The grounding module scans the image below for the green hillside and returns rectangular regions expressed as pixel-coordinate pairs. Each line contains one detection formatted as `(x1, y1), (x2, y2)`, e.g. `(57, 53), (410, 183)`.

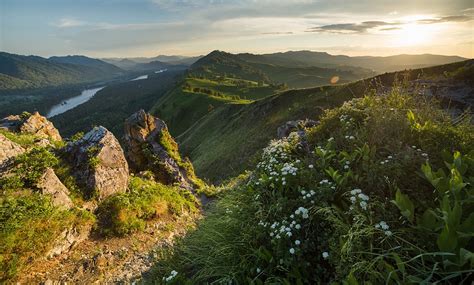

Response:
(0, 52), (124, 92)
(175, 59), (473, 182)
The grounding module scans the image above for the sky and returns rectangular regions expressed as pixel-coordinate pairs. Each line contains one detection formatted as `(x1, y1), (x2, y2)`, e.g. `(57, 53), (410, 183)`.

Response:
(0, 0), (473, 58)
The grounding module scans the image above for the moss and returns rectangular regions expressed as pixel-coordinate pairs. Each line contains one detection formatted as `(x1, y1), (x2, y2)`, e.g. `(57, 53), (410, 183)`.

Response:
(0, 129), (37, 147)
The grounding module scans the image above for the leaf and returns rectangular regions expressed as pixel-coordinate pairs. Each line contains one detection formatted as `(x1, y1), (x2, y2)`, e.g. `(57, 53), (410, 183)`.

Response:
(437, 225), (458, 252)
(345, 272), (359, 285)
(418, 209), (439, 230)
(459, 248), (474, 267)
(392, 189), (415, 223)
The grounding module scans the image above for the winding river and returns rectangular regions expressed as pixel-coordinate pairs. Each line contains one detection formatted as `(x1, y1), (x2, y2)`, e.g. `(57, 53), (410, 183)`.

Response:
(46, 86), (105, 118)
(46, 70), (167, 118)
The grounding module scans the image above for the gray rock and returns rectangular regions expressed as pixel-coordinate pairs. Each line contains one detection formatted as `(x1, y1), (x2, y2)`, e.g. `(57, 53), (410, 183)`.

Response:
(47, 225), (91, 258)
(37, 168), (74, 209)
(0, 112), (62, 141)
(66, 126), (129, 200)
(277, 119), (318, 138)
(0, 134), (25, 167)
(124, 110), (200, 191)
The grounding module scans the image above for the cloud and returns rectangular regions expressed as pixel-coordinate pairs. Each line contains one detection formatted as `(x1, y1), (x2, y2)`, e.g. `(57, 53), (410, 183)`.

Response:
(55, 18), (85, 28)
(307, 21), (397, 33)
(261, 32), (294, 35)
(417, 15), (473, 24)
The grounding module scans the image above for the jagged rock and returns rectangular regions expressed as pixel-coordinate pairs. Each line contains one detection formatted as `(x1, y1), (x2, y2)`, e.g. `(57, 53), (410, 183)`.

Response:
(0, 112), (62, 141)
(0, 134), (25, 167)
(47, 225), (91, 258)
(277, 119), (318, 138)
(124, 110), (200, 191)
(37, 168), (73, 209)
(65, 126), (129, 200)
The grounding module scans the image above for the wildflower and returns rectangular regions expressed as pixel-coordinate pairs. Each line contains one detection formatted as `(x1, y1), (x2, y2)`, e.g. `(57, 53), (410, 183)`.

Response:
(349, 136), (355, 140)
(309, 164), (314, 169)
(295, 240), (301, 245)
(422, 153), (428, 157)
(295, 224), (301, 230)
(256, 268), (261, 273)
(328, 137), (334, 142)
(387, 155), (393, 159)
(344, 165), (350, 170)
(289, 248), (295, 254)
(286, 232), (293, 237)
(351, 188), (362, 195)
(322, 252), (329, 259)
(360, 201), (368, 210)
(385, 230), (393, 236)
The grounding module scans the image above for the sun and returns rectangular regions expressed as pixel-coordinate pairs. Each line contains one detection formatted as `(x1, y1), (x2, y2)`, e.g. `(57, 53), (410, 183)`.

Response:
(389, 23), (437, 47)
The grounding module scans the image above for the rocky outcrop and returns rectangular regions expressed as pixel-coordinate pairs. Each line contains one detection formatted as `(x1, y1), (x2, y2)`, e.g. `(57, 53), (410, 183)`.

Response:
(124, 110), (201, 191)
(0, 134), (25, 167)
(37, 168), (73, 209)
(66, 126), (129, 200)
(47, 225), (91, 258)
(277, 119), (318, 138)
(0, 112), (62, 141)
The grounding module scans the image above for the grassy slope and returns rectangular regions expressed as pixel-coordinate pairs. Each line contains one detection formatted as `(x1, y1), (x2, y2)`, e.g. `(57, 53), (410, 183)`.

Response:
(176, 59), (473, 183)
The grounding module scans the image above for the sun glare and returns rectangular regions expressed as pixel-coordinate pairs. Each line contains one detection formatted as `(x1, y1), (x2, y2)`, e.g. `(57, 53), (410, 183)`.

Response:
(390, 23), (436, 47)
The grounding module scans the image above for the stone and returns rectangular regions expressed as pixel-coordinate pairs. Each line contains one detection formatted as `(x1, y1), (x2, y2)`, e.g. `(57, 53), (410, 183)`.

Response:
(65, 126), (129, 200)
(0, 134), (25, 167)
(0, 112), (62, 141)
(37, 168), (74, 209)
(123, 110), (201, 191)
(277, 119), (318, 138)
(47, 225), (91, 258)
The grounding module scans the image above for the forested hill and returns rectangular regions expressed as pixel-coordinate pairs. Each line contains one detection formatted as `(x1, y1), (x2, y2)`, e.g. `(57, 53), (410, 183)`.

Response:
(0, 52), (125, 92)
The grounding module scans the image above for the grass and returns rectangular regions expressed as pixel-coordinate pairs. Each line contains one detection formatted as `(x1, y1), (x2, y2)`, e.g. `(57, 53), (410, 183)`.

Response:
(145, 86), (474, 284)
(0, 192), (94, 282)
(96, 176), (199, 237)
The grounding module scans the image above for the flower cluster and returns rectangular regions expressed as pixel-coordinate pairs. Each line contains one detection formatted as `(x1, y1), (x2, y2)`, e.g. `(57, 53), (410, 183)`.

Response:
(300, 189), (316, 204)
(375, 221), (392, 236)
(411, 145), (428, 158)
(380, 155), (394, 165)
(339, 114), (354, 125)
(349, 188), (369, 210)
(319, 179), (336, 190)
(163, 270), (178, 282)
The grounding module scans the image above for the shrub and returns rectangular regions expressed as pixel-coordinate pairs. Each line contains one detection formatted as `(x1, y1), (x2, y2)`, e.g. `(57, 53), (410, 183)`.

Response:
(146, 89), (473, 283)
(0, 192), (94, 282)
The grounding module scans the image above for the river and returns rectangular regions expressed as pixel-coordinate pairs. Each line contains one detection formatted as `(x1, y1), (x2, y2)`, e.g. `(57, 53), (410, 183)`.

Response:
(46, 71), (166, 118)
(46, 86), (105, 118)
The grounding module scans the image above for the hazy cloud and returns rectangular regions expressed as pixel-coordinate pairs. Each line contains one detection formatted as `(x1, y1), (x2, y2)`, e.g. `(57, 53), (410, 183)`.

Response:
(307, 21), (397, 33)
(417, 15), (473, 24)
(55, 18), (86, 28)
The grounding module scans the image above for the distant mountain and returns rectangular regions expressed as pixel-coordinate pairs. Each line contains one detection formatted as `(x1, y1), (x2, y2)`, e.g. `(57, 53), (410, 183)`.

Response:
(0, 52), (125, 92)
(190, 50), (375, 88)
(103, 55), (202, 70)
(244, 51), (467, 73)
(49, 55), (123, 74)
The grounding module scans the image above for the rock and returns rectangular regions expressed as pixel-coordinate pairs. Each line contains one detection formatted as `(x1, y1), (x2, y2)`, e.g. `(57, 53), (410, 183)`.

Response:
(37, 168), (73, 209)
(0, 112), (62, 141)
(277, 119), (318, 138)
(47, 225), (91, 258)
(0, 134), (25, 167)
(65, 126), (129, 200)
(123, 110), (201, 191)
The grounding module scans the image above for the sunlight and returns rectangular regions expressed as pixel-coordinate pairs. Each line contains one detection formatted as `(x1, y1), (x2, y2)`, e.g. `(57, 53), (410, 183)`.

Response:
(390, 23), (437, 47)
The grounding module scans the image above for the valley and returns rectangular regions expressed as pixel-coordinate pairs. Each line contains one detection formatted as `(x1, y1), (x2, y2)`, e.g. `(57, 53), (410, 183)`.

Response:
(0, 49), (472, 284)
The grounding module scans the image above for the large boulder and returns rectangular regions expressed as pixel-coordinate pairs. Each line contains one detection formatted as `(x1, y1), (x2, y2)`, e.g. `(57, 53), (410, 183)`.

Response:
(37, 168), (74, 209)
(277, 119), (318, 139)
(0, 134), (25, 167)
(0, 112), (62, 141)
(124, 110), (201, 191)
(65, 126), (129, 200)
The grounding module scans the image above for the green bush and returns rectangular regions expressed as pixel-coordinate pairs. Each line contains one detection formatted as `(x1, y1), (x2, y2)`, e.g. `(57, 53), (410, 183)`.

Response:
(0, 192), (94, 282)
(96, 176), (198, 237)
(147, 89), (473, 283)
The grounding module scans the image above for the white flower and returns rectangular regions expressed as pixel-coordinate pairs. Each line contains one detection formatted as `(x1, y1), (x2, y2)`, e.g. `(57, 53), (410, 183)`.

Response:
(360, 201), (368, 210)
(256, 268), (261, 273)
(290, 214), (294, 219)
(286, 232), (293, 237)
(295, 224), (301, 230)
(309, 164), (314, 169)
(350, 196), (356, 203)
(385, 230), (392, 236)
(295, 240), (301, 245)
(289, 248), (295, 254)
(328, 137), (334, 142)
(322, 252), (329, 259)
(282, 181), (287, 185)
(344, 165), (350, 169)
(387, 155), (393, 159)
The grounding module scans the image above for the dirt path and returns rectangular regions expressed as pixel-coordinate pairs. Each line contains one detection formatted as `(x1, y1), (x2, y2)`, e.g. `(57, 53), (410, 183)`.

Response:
(16, 214), (199, 284)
